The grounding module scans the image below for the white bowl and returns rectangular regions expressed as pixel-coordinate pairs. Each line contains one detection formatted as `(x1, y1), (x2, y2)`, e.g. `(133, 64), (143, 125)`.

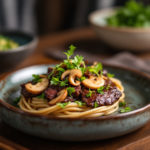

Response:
(89, 8), (150, 52)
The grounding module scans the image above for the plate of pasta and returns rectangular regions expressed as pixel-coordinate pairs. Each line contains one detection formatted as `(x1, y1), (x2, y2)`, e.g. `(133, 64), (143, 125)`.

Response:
(0, 45), (150, 141)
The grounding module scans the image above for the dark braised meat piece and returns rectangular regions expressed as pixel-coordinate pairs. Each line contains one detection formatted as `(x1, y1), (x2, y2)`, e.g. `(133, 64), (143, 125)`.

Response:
(48, 67), (53, 74)
(45, 88), (57, 100)
(63, 97), (74, 102)
(81, 87), (122, 107)
(81, 89), (96, 107)
(73, 85), (81, 97)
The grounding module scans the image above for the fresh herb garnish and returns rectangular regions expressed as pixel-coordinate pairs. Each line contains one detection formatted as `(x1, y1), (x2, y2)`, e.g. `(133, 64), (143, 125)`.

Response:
(119, 101), (126, 107)
(50, 77), (60, 85)
(75, 101), (86, 107)
(107, 73), (115, 78)
(64, 45), (76, 60)
(13, 96), (21, 105)
(120, 107), (132, 113)
(88, 63), (103, 76)
(94, 101), (99, 108)
(60, 79), (68, 87)
(37, 93), (45, 99)
(67, 87), (75, 96)
(86, 89), (93, 98)
(97, 86), (105, 94)
(57, 102), (71, 108)
(106, 84), (111, 90)
(80, 76), (86, 81)
(32, 74), (42, 83)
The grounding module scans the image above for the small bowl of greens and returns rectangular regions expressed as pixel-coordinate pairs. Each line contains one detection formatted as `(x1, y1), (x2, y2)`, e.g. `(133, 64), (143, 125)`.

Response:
(0, 31), (38, 73)
(89, 0), (150, 51)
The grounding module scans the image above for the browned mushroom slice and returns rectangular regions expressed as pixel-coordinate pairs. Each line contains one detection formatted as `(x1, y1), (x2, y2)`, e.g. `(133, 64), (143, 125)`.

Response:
(82, 76), (105, 89)
(61, 69), (82, 86)
(49, 89), (68, 105)
(25, 78), (49, 94)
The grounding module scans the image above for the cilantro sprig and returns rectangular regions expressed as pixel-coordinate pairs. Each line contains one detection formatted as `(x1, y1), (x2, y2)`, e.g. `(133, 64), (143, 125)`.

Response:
(86, 89), (93, 98)
(120, 107), (132, 113)
(88, 63), (103, 76)
(37, 93), (45, 99)
(32, 74), (42, 83)
(75, 101), (86, 107)
(57, 101), (71, 108)
(97, 86), (104, 94)
(13, 96), (21, 106)
(64, 45), (76, 60)
(67, 87), (75, 96)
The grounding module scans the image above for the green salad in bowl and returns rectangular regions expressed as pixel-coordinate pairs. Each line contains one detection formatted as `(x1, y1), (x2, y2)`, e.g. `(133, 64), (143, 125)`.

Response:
(106, 0), (150, 28)
(0, 35), (19, 51)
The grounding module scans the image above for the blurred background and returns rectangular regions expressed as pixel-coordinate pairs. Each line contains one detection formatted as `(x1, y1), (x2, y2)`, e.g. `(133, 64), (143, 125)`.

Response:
(0, 0), (148, 35)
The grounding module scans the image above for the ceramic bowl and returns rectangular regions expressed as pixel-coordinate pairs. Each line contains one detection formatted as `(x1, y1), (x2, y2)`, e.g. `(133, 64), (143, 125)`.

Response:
(0, 64), (150, 141)
(89, 8), (150, 51)
(0, 31), (38, 73)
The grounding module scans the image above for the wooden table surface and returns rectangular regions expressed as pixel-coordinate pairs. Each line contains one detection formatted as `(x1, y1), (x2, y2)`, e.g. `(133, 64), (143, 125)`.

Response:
(1, 27), (150, 150)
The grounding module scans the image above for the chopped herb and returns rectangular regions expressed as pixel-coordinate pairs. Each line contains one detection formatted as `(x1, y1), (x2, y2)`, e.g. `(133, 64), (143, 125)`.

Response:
(56, 67), (65, 74)
(88, 63), (103, 76)
(64, 45), (76, 60)
(50, 77), (60, 85)
(72, 55), (84, 68)
(67, 87), (75, 96)
(60, 79), (68, 87)
(57, 102), (71, 108)
(119, 101), (126, 107)
(97, 86), (105, 94)
(120, 107), (132, 113)
(37, 93), (45, 99)
(13, 96), (21, 105)
(32, 74), (42, 83)
(86, 89), (93, 98)
(107, 73), (115, 78)
(94, 101), (99, 108)
(80, 76), (86, 81)
(75, 101), (86, 107)
(106, 84), (111, 90)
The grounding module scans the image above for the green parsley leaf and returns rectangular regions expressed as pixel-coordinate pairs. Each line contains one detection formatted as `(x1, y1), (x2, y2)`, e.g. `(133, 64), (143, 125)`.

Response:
(97, 86), (105, 94)
(50, 77), (60, 85)
(60, 79), (68, 87)
(64, 45), (76, 60)
(119, 101), (126, 107)
(13, 96), (21, 105)
(86, 89), (93, 98)
(67, 87), (75, 96)
(80, 76), (86, 81)
(94, 101), (99, 108)
(57, 102), (71, 108)
(75, 101), (86, 107)
(88, 63), (103, 76)
(106, 84), (111, 90)
(72, 55), (84, 68)
(57, 67), (65, 72)
(107, 73), (115, 78)
(37, 93), (45, 99)
(120, 107), (132, 113)
(32, 74), (42, 83)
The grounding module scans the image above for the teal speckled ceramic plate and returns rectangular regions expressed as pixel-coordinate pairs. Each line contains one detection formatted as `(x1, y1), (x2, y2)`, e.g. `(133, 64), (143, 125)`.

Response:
(0, 64), (150, 141)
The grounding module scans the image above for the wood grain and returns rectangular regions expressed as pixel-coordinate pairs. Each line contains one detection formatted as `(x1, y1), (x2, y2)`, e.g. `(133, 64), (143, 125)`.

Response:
(0, 27), (150, 150)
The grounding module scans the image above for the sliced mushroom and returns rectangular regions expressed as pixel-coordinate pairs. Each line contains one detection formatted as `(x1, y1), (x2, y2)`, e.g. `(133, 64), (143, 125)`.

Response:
(61, 69), (82, 86)
(82, 76), (105, 89)
(25, 78), (49, 94)
(49, 89), (68, 105)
